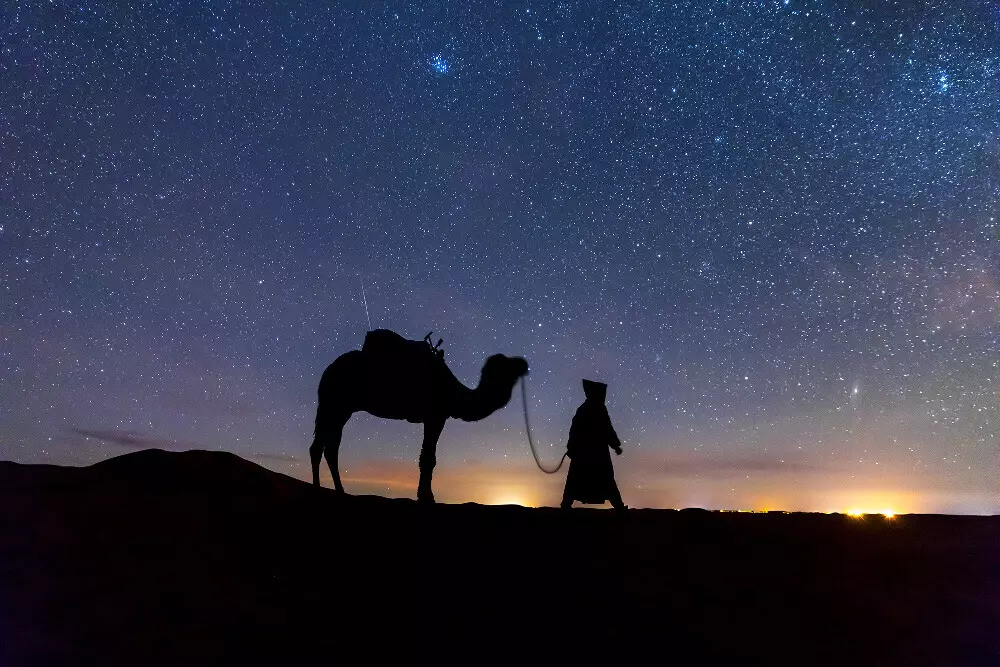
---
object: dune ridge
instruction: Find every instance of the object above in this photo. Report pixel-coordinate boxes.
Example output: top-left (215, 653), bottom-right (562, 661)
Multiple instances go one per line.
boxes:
top-left (1, 449), bottom-right (997, 665)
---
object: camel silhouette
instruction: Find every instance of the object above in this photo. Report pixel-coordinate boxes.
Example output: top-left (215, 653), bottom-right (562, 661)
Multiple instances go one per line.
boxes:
top-left (309, 329), bottom-right (529, 503)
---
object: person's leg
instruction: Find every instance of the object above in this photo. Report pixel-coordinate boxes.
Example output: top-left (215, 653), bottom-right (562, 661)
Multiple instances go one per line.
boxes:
top-left (561, 484), bottom-right (574, 509)
top-left (609, 482), bottom-right (627, 512)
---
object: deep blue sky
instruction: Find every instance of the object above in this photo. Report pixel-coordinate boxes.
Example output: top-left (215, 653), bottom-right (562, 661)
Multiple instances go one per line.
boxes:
top-left (2, 0), bottom-right (997, 512)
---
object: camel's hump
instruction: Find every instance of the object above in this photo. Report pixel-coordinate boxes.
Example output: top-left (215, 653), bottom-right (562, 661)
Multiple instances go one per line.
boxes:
top-left (362, 329), bottom-right (443, 365)
top-left (363, 329), bottom-right (407, 349)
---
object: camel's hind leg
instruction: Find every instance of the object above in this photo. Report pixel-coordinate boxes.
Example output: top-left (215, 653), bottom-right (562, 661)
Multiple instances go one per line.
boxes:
top-left (323, 412), bottom-right (350, 494)
top-left (311, 408), bottom-right (350, 493)
top-left (309, 436), bottom-right (324, 487)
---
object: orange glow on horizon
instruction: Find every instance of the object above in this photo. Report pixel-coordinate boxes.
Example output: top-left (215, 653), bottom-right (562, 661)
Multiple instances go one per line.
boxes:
top-left (268, 455), bottom-right (996, 514)
top-left (485, 486), bottom-right (539, 507)
top-left (846, 508), bottom-right (898, 519)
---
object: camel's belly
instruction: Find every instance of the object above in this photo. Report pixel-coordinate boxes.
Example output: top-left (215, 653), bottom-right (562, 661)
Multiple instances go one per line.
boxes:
top-left (364, 405), bottom-right (426, 423)
top-left (362, 378), bottom-right (443, 422)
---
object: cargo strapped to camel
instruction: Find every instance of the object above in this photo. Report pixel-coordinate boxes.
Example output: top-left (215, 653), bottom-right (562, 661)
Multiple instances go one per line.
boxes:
top-left (362, 329), bottom-right (445, 365)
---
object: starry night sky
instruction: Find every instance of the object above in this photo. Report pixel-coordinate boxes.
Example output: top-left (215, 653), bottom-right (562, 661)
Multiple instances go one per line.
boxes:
top-left (2, 1), bottom-right (997, 513)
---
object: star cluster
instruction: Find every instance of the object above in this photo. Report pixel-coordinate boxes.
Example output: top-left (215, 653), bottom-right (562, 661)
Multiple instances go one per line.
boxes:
top-left (1, 1), bottom-right (997, 512)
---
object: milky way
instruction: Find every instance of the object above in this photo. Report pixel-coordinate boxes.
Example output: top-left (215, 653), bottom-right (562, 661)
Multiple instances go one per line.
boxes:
top-left (2, 1), bottom-right (997, 512)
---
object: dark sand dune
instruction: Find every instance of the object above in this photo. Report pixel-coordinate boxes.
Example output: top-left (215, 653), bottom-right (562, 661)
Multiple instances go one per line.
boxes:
top-left (1, 449), bottom-right (997, 665)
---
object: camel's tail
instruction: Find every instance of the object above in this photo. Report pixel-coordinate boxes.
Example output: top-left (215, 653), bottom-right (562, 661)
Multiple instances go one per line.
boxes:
top-left (311, 393), bottom-right (334, 446)
top-left (312, 386), bottom-right (340, 436)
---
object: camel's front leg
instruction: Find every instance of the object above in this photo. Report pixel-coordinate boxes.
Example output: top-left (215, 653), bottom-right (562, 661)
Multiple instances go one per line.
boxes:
top-left (417, 418), bottom-right (446, 504)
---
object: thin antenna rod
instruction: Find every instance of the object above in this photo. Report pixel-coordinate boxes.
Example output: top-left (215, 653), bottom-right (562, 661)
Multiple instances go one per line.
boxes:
top-left (360, 276), bottom-right (372, 332)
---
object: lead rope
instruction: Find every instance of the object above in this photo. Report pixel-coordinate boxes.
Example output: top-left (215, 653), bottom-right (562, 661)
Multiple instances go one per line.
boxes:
top-left (521, 376), bottom-right (566, 474)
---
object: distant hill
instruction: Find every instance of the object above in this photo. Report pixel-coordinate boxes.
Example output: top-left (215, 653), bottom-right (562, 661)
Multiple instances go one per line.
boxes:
top-left (1, 449), bottom-right (997, 666)
top-left (0, 448), bottom-right (306, 495)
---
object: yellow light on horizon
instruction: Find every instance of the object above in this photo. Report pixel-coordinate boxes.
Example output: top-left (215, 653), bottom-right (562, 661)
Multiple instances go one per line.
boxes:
top-left (846, 508), bottom-right (897, 519)
top-left (487, 488), bottom-right (536, 507)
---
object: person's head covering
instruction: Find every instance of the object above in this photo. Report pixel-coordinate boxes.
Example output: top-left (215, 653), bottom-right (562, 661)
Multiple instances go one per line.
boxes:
top-left (582, 379), bottom-right (607, 403)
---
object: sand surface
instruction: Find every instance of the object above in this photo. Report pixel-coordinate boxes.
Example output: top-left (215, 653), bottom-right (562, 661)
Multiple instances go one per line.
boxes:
top-left (1, 449), bottom-right (997, 665)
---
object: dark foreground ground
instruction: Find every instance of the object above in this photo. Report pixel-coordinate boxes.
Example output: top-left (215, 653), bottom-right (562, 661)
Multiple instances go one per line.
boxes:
top-left (1, 450), bottom-right (997, 666)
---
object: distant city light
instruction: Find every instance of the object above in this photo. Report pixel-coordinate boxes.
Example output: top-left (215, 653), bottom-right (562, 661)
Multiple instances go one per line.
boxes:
top-left (846, 508), bottom-right (897, 519)
top-left (488, 488), bottom-right (534, 507)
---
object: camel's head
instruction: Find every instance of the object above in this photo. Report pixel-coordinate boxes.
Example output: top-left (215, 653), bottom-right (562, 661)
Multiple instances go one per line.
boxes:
top-left (450, 354), bottom-right (527, 422)
top-left (453, 354), bottom-right (529, 422)
top-left (482, 354), bottom-right (529, 388)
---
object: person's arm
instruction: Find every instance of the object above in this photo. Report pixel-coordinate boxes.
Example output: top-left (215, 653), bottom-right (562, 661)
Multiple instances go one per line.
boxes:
top-left (603, 408), bottom-right (622, 454)
top-left (566, 410), bottom-right (582, 458)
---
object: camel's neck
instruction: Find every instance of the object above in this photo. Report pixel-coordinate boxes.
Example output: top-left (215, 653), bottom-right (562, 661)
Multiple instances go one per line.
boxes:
top-left (450, 381), bottom-right (512, 422)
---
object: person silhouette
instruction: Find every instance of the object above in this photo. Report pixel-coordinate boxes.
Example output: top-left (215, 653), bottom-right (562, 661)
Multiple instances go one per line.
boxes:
top-left (560, 379), bottom-right (627, 512)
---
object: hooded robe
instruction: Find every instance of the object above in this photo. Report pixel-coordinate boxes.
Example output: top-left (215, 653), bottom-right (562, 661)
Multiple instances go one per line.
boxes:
top-left (562, 380), bottom-right (623, 505)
